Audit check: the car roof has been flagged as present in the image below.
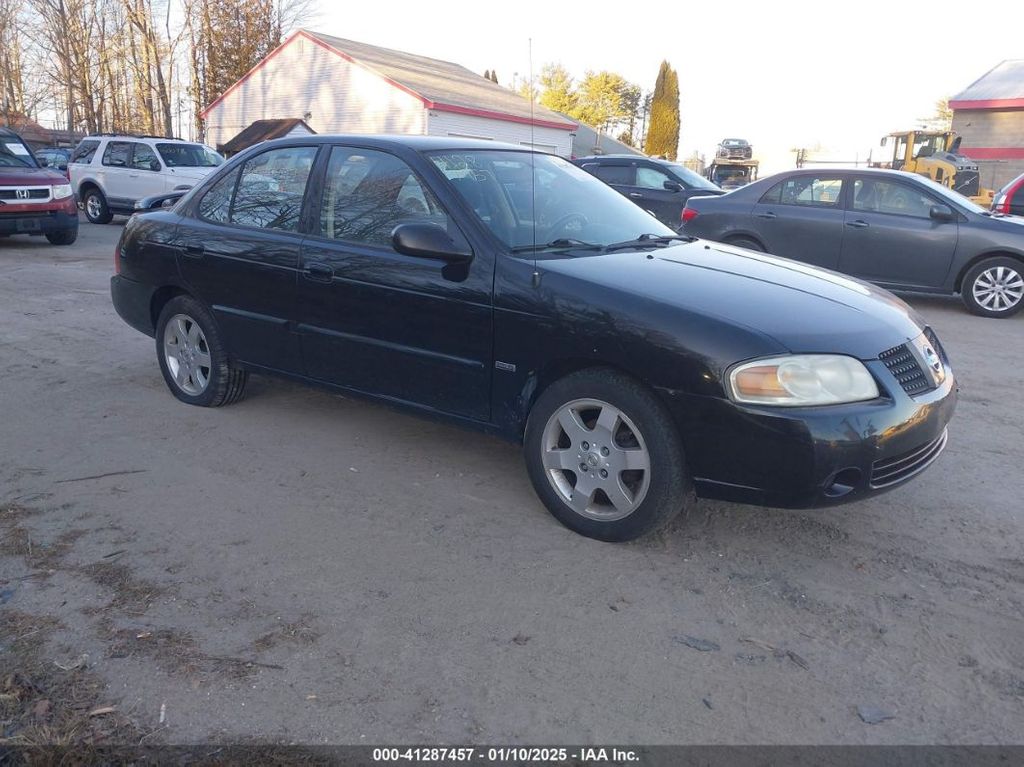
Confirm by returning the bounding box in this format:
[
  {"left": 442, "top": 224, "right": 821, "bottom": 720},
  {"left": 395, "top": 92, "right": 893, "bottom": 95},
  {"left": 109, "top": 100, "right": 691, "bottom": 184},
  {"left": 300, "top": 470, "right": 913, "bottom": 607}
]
[
  {"left": 248, "top": 134, "right": 531, "bottom": 153},
  {"left": 81, "top": 135, "right": 198, "bottom": 143},
  {"left": 573, "top": 154, "right": 666, "bottom": 163}
]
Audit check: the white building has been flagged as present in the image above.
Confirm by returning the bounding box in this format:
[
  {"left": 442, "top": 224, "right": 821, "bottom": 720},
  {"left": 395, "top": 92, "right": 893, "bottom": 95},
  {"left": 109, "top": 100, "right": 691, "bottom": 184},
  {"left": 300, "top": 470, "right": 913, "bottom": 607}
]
[{"left": 201, "top": 30, "right": 577, "bottom": 156}]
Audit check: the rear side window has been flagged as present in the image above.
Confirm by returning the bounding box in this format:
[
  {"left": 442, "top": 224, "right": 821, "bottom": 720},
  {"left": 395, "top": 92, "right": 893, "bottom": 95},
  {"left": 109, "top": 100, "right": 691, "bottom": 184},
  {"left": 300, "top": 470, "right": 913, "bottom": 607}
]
[
  {"left": 198, "top": 169, "right": 239, "bottom": 223},
  {"left": 761, "top": 176, "right": 843, "bottom": 207},
  {"left": 230, "top": 145, "right": 317, "bottom": 232},
  {"left": 71, "top": 140, "right": 100, "bottom": 164},
  {"left": 593, "top": 164, "right": 634, "bottom": 186},
  {"left": 102, "top": 142, "right": 133, "bottom": 167}
]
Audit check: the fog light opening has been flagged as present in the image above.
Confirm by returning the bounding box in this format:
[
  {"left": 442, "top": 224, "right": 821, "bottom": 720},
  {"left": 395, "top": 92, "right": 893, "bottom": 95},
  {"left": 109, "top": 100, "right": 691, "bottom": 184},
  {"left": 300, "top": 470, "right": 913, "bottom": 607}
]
[{"left": 825, "top": 468, "right": 862, "bottom": 498}]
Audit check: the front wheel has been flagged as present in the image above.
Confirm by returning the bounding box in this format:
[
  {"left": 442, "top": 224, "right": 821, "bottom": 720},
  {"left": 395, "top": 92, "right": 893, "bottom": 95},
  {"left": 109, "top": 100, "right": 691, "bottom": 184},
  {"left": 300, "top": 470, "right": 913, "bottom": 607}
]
[
  {"left": 155, "top": 295, "right": 248, "bottom": 407},
  {"left": 82, "top": 188, "right": 113, "bottom": 224},
  {"left": 961, "top": 257, "right": 1024, "bottom": 318},
  {"left": 46, "top": 227, "right": 78, "bottom": 246},
  {"left": 524, "top": 369, "right": 693, "bottom": 542}
]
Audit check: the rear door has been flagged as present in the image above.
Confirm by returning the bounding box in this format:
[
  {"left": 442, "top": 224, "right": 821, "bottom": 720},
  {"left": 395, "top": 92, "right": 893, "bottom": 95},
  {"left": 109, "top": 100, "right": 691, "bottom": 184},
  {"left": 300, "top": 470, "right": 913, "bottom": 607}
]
[
  {"left": 173, "top": 143, "right": 319, "bottom": 372},
  {"left": 294, "top": 144, "right": 493, "bottom": 420},
  {"left": 839, "top": 176, "right": 957, "bottom": 288},
  {"left": 748, "top": 174, "right": 847, "bottom": 269},
  {"left": 98, "top": 141, "right": 135, "bottom": 210}
]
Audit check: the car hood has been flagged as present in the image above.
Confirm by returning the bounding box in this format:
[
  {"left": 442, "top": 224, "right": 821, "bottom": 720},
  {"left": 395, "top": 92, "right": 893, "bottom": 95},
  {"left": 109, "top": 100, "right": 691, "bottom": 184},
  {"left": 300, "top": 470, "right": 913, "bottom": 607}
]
[
  {"left": 0, "top": 167, "right": 68, "bottom": 186},
  {"left": 541, "top": 239, "right": 928, "bottom": 360},
  {"left": 164, "top": 166, "right": 218, "bottom": 186}
]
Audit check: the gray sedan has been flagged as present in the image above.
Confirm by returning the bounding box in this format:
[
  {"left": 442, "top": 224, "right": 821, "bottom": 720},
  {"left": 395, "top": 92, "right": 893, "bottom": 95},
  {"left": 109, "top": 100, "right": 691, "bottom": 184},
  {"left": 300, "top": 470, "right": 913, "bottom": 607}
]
[{"left": 680, "top": 168, "right": 1024, "bottom": 318}]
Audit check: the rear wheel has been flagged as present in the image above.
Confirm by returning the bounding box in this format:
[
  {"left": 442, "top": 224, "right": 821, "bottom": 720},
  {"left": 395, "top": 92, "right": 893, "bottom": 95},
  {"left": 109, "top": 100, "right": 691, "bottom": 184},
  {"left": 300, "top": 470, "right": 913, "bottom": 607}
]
[
  {"left": 45, "top": 227, "right": 78, "bottom": 246},
  {"left": 961, "top": 257, "right": 1024, "bottom": 318},
  {"left": 524, "top": 368, "right": 692, "bottom": 542},
  {"left": 155, "top": 295, "right": 248, "bottom": 407},
  {"left": 724, "top": 236, "right": 765, "bottom": 252},
  {"left": 82, "top": 188, "right": 112, "bottom": 224}
]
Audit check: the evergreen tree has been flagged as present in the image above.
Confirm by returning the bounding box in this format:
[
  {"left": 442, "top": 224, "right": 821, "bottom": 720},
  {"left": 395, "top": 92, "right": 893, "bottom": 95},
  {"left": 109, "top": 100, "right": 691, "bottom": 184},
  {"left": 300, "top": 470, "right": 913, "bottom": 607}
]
[
  {"left": 490, "top": 70, "right": 499, "bottom": 83},
  {"left": 645, "top": 61, "right": 680, "bottom": 160},
  {"left": 483, "top": 69, "right": 491, "bottom": 80}
]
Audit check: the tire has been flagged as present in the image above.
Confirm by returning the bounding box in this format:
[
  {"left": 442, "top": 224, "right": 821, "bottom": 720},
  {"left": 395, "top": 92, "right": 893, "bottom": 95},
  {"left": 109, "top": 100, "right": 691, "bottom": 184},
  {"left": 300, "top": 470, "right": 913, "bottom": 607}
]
[
  {"left": 45, "top": 227, "right": 78, "bottom": 246},
  {"left": 524, "top": 368, "right": 693, "bottom": 542},
  {"left": 82, "top": 188, "right": 113, "bottom": 224},
  {"left": 155, "top": 295, "right": 248, "bottom": 407},
  {"left": 724, "top": 236, "right": 765, "bottom": 252},
  {"left": 961, "top": 257, "right": 1024, "bottom": 318}
]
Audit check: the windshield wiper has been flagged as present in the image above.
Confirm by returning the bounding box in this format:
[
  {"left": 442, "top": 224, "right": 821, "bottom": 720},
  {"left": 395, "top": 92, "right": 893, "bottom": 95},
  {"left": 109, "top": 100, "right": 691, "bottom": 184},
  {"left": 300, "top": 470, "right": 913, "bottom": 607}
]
[
  {"left": 511, "top": 238, "right": 603, "bottom": 253},
  {"left": 602, "top": 233, "right": 694, "bottom": 253}
]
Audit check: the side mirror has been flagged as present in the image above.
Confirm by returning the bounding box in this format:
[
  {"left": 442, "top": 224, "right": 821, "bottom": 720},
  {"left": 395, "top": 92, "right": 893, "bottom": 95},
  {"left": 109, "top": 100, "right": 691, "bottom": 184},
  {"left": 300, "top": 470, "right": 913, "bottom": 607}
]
[
  {"left": 663, "top": 180, "right": 684, "bottom": 192},
  {"left": 149, "top": 159, "right": 161, "bottom": 172},
  {"left": 392, "top": 223, "right": 473, "bottom": 264},
  {"left": 134, "top": 190, "right": 186, "bottom": 212},
  {"left": 881, "top": 137, "right": 888, "bottom": 146},
  {"left": 930, "top": 204, "right": 955, "bottom": 222},
  {"left": 37, "top": 156, "right": 50, "bottom": 167},
  {"left": 57, "top": 162, "right": 68, "bottom": 171}
]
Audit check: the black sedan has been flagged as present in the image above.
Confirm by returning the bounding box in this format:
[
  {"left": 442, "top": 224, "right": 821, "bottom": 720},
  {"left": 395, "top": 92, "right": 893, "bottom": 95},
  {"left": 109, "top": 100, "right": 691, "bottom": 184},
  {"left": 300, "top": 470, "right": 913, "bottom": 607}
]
[
  {"left": 112, "top": 137, "right": 956, "bottom": 542},
  {"left": 681, "top": 167, "right": 1024, "bottom": 318}
]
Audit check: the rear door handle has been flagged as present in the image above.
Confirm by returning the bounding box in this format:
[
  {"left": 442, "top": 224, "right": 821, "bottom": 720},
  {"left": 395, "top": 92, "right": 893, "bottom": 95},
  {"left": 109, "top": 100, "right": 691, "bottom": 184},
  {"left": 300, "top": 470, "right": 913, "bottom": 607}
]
[
  {"left": 629, "top": 192, "right": 643, "bottom": 198},
  {"left": 755, "top": 211, "right": 777, "bottom": 219},
  {"left": 303, "top": 262, "right": 334, "bottom": 283},
  {"left": 846, "top": 220, "right": 870, "bottom": 228},
  {"left": 182, "top": 244, "right": 205, "bottom": 258}
]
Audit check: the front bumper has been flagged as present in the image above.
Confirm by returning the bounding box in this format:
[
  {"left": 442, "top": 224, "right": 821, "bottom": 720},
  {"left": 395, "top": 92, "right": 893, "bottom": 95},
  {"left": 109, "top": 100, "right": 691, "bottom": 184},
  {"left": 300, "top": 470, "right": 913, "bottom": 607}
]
[
  {"left": 0, "top": 207, "right": 78, "bottom": 235},
  {"left": 661, "top": 360, "right": 957, "bottom": 509}
]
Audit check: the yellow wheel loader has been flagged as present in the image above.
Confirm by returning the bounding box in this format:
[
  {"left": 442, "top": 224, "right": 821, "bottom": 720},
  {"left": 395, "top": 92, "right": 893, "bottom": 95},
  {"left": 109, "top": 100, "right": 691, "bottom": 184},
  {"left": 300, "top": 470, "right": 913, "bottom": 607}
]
[{"left": 875, "top": 131, "right": 993, "bottom": 206}]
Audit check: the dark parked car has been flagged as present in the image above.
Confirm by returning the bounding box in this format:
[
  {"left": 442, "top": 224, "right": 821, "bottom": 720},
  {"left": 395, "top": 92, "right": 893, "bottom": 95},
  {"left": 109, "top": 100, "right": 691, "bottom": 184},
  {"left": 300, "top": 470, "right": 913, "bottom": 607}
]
[
  {"left": 992, "top": 171, "right": 1024, "bottom": 217},
  {"left": 34, "top": 147, "right": 72, "bottom": 178},
  {"left": 112, "top": 136, "right": 955, "bottom": 541},
  {"left": 0, "top": 128, "right": 79, "bottom": 245},
  {"left": 682, "top": 168, "right": 1024, "bottom": 318},
  {"left": 717, "top": 138, "right": 753, "bottom": 160},
  {"left": 572, "top": 154, "right": 723, "bottom": 228}
]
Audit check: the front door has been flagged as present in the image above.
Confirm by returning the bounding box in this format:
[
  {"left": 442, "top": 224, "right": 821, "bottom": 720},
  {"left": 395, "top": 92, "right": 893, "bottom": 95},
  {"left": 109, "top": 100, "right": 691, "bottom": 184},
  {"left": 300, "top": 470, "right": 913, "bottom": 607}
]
[
  {"left": 749, "top": 174, "right": 847, "bottom": 269},
  {"left": 622, "top": 163, "right": 685, "bottom": 227},
  {"left": 839, "top": 176, "right": 958, "bottom": 288},
  {"left": 174, "top": 144, "right": 320, "bottom": 372},
  {"left": 123, "top": 142, "right": 166, "bottom": 203},
  {"left": 295, "top": 145, "right": 494, "bottom": 421}
]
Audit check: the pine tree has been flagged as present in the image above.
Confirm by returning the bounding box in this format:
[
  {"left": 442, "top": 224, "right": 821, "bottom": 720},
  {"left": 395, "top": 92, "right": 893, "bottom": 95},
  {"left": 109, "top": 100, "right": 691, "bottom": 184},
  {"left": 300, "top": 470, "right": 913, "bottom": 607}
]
[
  {"left": 489, "top": 70, "right": 499, "bottom": 84},
  {"left": 483, "top": 69, "right": 491, "bottom": 80},
  {"left": 644, "top": 61, "right": 680, "bottom": 160}
]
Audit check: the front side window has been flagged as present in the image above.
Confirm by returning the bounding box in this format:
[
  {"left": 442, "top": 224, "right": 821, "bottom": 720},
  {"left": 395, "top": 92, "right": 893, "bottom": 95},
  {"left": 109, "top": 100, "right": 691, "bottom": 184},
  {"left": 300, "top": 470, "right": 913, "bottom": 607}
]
[
  {"left": 0, "top": 136, "right": 36, "bottom": 168},
  {"left": 764, "top": 176, "right": 844, "bottom": 207},
  {"left": 635, "top": 165, "right": 673, "bottom": 190},
  {"left": 231, "top": 146, "right": 317, "bottom": 231},
  {"left": 666, "top": 163, "right": 719, "bottom": 190},
  {"left": 131, "top": 143, "right": 160, "bottom": 171},
  {"left": 319, "top": 146, "right": 453, "bottom": 246},
  {"left": 102, "top": 142, "right": 133, "bottom": 167},
  {"left": 429, "top": 150, "right": 675, "bottom": 249},
  {"left": 71, "top": 140, "right": 100, "bottom": 164},
  {"left": 157, "top": 143, "right": 223, "bottom": 168},
  {"left": 853, "top": 178, "right": 937, "bottom": 219}
]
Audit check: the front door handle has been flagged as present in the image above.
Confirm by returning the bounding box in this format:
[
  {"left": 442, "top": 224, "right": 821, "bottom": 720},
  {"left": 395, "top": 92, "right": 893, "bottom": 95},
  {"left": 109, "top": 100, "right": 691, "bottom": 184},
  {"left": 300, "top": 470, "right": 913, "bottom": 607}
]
[
  {"left": 846, "top": 220, "right": 870, "bottom": 228},
  {"left": 629, "top": 192, "right": 643, "bottom": 198},
  {"left": 303, "top": 262, "right": 334, "bottom": 283},
  {"left": 182, "top": 244, "right": 204, "bottom": 258},
  {"left": 755, "top": 211, "right": 777, "bottom": 219}
]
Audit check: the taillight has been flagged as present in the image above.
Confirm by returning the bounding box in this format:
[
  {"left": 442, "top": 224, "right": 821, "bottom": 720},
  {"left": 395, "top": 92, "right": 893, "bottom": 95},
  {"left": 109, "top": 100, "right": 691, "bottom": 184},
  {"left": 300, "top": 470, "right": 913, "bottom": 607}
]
[
  {"left": 114, "top": 243, "right": 121, "bottom": 274},
  {"left": 681, "top": 207, "right": 699, "bottom": 223}
]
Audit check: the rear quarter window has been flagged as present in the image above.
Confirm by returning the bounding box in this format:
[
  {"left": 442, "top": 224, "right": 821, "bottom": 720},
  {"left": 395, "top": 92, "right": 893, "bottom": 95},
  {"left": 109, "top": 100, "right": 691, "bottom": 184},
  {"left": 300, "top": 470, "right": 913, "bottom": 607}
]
[{"left": 71, "top": 140, "right": 100, "bottom": 164}]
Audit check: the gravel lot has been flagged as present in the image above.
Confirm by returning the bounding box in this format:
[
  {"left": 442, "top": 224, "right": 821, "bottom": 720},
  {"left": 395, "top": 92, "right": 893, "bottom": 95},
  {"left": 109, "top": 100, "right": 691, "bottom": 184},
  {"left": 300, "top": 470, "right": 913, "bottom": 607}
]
[{"left": 1, "top": 220, "right": 1022, "bottom": 745}]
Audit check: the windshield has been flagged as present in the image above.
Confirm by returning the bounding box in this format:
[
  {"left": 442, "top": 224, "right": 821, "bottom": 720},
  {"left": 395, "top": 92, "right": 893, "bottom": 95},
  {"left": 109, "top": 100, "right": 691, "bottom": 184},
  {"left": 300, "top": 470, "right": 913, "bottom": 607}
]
[
  {"left": 1, "top": 137, "right": 38, "bottom": 168},
  {"left": 909, "top": 172, "right": 987, "bottom": 214},
  {"left": 667, "top": 163, "right": 719, "bottom": 191},
  {"left": 427, "top": 150, "right": 675, "bottom": 249},
  {"left": 157, "top": 143, "right": 223, "bottom": 168}
]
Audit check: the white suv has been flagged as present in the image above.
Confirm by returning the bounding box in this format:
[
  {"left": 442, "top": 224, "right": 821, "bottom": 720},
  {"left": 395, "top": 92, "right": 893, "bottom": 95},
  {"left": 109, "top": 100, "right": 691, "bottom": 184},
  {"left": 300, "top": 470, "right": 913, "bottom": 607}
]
[{"left": 69, "top": 135, "right": 224, "bottom": 223}]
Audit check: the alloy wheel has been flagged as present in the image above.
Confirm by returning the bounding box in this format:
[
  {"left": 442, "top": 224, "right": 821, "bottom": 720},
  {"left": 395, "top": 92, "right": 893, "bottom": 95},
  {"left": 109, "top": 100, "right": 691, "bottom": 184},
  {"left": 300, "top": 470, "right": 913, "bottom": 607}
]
[
  {"left": 86, "top": 194, "right": 103, "bottom": 220},
  {"left": 973, "top": 265, "right": 1024, "bottom": 312},
  {"left": 163, "top": 314, "right": 212, "bottom": 395},
  {"left": 540, "top": 398, "right": 651, "bottom": 521}
]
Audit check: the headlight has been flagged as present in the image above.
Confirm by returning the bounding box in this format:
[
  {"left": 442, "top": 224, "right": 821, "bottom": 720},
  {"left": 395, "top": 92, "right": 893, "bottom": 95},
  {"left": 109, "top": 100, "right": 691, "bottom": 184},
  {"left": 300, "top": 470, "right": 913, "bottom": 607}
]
[
  {"left": 728, "top": 354, "right": 879, "bottom": 406},
  {"left": 51, "top": 184, "right": 73, "bottom": 200}
]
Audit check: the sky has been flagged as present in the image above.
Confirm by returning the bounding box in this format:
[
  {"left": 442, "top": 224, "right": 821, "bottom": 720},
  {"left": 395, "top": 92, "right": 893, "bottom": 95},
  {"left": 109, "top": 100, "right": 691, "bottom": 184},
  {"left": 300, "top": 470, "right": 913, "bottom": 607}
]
[{"left": 308, "top": 0, "right": 1024, "bottom": 173}]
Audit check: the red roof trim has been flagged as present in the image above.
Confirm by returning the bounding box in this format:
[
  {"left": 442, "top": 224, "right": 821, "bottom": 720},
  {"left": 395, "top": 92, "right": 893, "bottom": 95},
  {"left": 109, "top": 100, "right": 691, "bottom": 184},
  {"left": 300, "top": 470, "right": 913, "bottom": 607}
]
[
  {"left": 959, "top": 147, "right": 1024, "bottom": 160},
  {"left": 201, "top": 31, "right": 302, "bottom": 119},
  {"left": 949, "top": 97, "right": 1024, "bottom": 110},
  {"left": 428, "top": 102, "right": 577, "bottom": 131}
]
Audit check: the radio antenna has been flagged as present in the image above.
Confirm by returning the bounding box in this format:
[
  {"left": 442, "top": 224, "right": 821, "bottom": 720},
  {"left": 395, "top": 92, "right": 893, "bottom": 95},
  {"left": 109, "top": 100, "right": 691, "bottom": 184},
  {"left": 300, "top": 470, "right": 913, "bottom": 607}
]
[{"left": 529, "top": 37, "right": 539, "bottom": 286}]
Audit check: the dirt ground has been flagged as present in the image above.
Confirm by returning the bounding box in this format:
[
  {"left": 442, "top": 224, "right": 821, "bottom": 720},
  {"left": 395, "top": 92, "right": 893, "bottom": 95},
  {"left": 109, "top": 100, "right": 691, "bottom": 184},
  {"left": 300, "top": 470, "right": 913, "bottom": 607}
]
[{"left": 1, "top": 220, "right": 1022, "bottom": 746}]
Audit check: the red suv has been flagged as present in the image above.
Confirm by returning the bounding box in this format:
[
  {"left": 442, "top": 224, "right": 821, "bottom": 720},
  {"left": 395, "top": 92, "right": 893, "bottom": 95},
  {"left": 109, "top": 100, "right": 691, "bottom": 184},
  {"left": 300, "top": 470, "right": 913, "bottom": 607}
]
[{"left": 0, "top": 128, "right": 79, "bottom": 245}]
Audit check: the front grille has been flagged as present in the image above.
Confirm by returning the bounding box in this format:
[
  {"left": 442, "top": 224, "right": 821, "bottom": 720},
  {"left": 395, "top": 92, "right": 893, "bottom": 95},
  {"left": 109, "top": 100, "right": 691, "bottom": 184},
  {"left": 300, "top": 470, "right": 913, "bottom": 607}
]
[
  {"left": 953, "top": 170, "right": 980, "bottom": 197},
  {"left": 0, "top": 188, "right": 50, "bottom": 201},
  {"left": 879, "top": 343, "right": 932, "bottom": 396},
  {"left": 870, "top": 429, "right": 948, "bottom": 488}
]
